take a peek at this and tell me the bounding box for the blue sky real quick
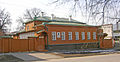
[0,0,86,32]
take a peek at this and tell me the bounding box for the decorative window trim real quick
[68,32,72,40]
[93,32,96,40]
[75,32,79,40]
[61,32,65,40]
[87,32,90,40]
[82,32,85,40]
[57,32,60,38]
[52,32,56,41]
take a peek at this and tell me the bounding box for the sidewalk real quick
[0,52,63,61]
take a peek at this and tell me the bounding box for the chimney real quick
[41,12,44,17]
[69,15,72,21]
[51,14,54,20]
[117,19,120,30]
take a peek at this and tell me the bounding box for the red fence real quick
[0,37,46,53]
[100,39,113,49]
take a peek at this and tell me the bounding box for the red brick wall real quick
[47,25,99,45]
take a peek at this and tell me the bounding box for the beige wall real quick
[101,24,113,39]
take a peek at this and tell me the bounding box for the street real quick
[34,54,120,62]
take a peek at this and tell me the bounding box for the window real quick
[52,32,56,41]
[75,32,79,40]
[27,26,29,31]
[87,32,90,40]
[57,32,60,38]
[81,32,85,40]
[61,32,65,40]
[68,32,72,40]
[93,32,96,40]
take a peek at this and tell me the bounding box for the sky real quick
[0,0,87,32]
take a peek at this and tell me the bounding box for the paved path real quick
[0,52,62,61]
[32,54,120,62]
[11,52,62,61]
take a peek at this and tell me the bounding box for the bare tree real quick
[51,0,120,25]
[24,8,42,20]
[16,8,42,31]
[16,17,25,31]
[0,8,11,33]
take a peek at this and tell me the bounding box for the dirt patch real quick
[0,55,23,62]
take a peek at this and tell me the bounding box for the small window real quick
[75,32,79,40]
[68,32,72,40]
[87,32,90,40]
[61,32,65,40]
[52,32,56,41]
[93,32,96,40]
[57,32,60,38]
[27,26,29,31]
[81,32,85,40]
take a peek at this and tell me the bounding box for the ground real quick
[0,49,120,62]
[0,55,23,62]
[38,54,120,62]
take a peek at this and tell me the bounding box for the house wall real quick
[35,25,45,31]
[19,32,35,39]
[13,35,19,39]
[101,24,113,39]
[25,21,48,31]
[25,22,35,31]
[0,29,5,36]
[47,25,99,45]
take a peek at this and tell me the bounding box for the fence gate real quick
[35,36,45,51]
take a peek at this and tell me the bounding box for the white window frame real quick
[82,32,85,40]
[57,32,60,38]
[61,32,65,40]
[68,32,72,40]
[87,32,90,40]
[93,32,96,40]
[75,32,79,40]
[52,32,56,41]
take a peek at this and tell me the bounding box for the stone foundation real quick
[48,42,99,51]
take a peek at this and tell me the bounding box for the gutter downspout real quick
[97,27,101,48]
[43,24,49,50]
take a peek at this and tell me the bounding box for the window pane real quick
[75,32,79,40]
[52,32,56,41]
[82,32,85,40]
[61,32,65,40]
[93,32,96,40]
[87,32,90,40]
[68,32,72,40]
[57,32,60,38]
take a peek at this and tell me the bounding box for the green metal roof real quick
[25,16,85,24]
[0,36,12,38]
[36,30,45,33]
[35,22,96,27]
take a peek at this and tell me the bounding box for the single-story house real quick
[13,14,110,50]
